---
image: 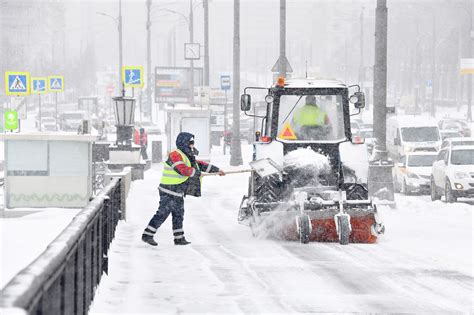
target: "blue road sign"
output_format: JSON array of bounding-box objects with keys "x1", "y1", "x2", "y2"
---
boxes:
[
  {"x1": 48, "y1": 76, "x2": 64, "y2": 92},
  {"x1": 220, "y1": 75, "x2": 231, "y2": 91},
  {"x1": 5, "y1": 72, "x2": 30, "y2": 95},
  {"x1": 32, "y1": 77, "x2": 47, "y2": 94},
  {"x1": 123, "y1": 66, "x2": 144, "y2": 88}
]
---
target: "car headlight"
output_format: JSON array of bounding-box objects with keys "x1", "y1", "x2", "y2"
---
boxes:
[
  {"x1": 406, "y1": 173, "x2": 419, "y2": 179},
  {"x1": 454, "y1": 172, "x2": 469, "y2": 179}
]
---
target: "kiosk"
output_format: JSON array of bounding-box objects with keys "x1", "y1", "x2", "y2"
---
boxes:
[{"x1": 1, "y1": 133, "x2": 97, "y2": 208}]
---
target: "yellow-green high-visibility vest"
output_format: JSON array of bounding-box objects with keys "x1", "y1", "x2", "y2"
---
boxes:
[
  {"x1": 293, "y1": 105, "x2": 326, "y2": 127},
  {"x1": 161, "y1": 149, "x2": 192, "y2": 185}
]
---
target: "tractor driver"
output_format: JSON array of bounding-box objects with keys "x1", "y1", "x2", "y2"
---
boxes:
[{"x1": 292, "y1": 95, "x2": 331, "y2": 140}]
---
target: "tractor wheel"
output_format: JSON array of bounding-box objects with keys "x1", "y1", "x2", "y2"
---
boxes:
[
  {"x1": 337, "y1": 215, "x2": 351, "y2": 245},
  {"x1": 297, "y1": 215, "x2": 311, "y2": 244},
  {"x1": 444, "y1": 180, "x2": 457, "y2": 203},
  {"x1": 430, "y1": 177, "x2": 440, "y2": 201},
  {"x1": 249, "y1": 215, "x2": 258, "y2": 237}
]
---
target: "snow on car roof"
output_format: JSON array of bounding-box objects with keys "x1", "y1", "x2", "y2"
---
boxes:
[
  {"x1": 388, "y1": 115, "x2": 438, "y2": 128},
  {"x1": 451, "y1": 145, "x2": 474, "y2": 151},
  {"x1": 281, "y1": 78, "x2": 347, "y2": 89}
]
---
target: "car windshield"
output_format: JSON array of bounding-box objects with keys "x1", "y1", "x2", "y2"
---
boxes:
[
  {"x1": 401, "y1": 127, "x2": 440, "y2": 142},
  {"x1": 451, "y1": 149, "x2": 474, "y2": 165},
  {"x1": 277, "y1": 94, "x2": 345, "y2": 141},
  {"x1": 407, "y1": 155, "x2": 437, "y2": 167}
]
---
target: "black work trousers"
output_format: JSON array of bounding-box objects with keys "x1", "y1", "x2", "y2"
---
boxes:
[{"x1": 147, "y1": 190, "x2": 184, "y2": 231}]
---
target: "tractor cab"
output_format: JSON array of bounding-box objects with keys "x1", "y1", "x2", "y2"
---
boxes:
[
  {"x1": 239, "y1": 77, "x2": 383, "y2": 245},
  {"x1": 241, "y1": 78, "x2": 365, "y2": 188}
]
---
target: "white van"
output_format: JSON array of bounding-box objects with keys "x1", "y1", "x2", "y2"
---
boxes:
[{"x1": 387, "y1": 115, "x2": 441, "y2": 159}]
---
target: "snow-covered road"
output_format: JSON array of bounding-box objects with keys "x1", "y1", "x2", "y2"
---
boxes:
[{"x1": 90, "y1": 146, "x2": 473, "y2": 314}]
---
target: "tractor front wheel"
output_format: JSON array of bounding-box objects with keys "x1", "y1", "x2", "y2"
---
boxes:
[{"x1": 297, "y1": 215, "x2": 311, "y2": 244}]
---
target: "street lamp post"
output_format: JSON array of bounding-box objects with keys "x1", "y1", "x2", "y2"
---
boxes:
[
  {"x1": 146, "y1": 0, "x2": 152, "y2": 120},
  {"x1": 119, "y1": 0, "x2": 123, "y2": 94},
  {"x1": 230, "y1": 0, "x2": 242, "y2": 166},
  {"x1": 189, "y1": 0, "x2": 195, "y2": 107},
  {"x1": 203, "y1": 0, "x2": 209, "y2": 86},
  {"x1": 96, "y1": 1, "x2": 123, "y2": 94}
]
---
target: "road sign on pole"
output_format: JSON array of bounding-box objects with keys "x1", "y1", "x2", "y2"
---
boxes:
[
  {"x1": 4, "y1": 110, "x2": 18, "y2": 131},
  {"x1": 47, "y1": 76, "x2": 64, "y2": 92},
  {"x1": 122, "y1": 66, "x2": 144, "y2": 88},
  {"x1": 460, "y1": 58, "x2": 474, "y2": 75},
  {"x1": 32, "y1": 77, "x2": 47, "y2": 94},
  {"x1": 5, "y1": 71, "x2": 30, "y2": 96},
  {"x1": 220, "y1": 75, "x2": 231, "y2": 90},
  {"x1": 184, "y1": 43, "x2": 201, "y2": 60}
]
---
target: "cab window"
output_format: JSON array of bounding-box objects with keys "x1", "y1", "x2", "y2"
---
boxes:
[{"x1": 277, "y1": 94, "x2": 345, "y2": 141}]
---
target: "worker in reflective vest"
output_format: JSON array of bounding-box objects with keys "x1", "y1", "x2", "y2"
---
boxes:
[
  {"x1": 142, "y1": 132, "x2": 225, "y2": 246},
  {"x1": 292, "y1": 95, "x2": 331, "y2": 140}
]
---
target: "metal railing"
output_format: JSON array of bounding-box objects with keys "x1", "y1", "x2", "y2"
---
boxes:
[{"x1": 0, "y1": 177, "x2": 123, "y2": 315}]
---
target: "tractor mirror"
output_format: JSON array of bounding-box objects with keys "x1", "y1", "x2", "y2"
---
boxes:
[
  {"x1": 350, "y1": 92, "x2": 365, "y2": 109},
  {"x1": 241, "y1": 94, "x2": 251, "y2": 111}
]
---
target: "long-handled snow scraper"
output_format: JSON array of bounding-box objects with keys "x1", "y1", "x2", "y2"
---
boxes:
[{"x1": 202, "y1": 158, "x2": 283, "y2": 179}]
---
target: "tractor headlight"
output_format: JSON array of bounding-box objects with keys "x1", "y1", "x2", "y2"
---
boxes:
[
  {"x1": 454, "y1": 172, "x2": 468, "y2": 179},
  {"x1": 406, "y1": 173, "x2": 419, "y2": 179}
]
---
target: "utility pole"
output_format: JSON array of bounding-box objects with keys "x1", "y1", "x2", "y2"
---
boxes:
[
  {"x1": 203, "y1": 0, "x2": 209, "y2": 86},
  {"x1": 368, "y1": 0, "x2": 394, "y2": 203},
  {"x1": 359, "y1": 7, "x2": 365, "y2": 91},
  {"x1": 146, "y1": 0, "x2": 152, "y2": 119},
  {"x1": 279, "y1": 0, "x2": 287, "y2": 77},
  {"x1": 119, "y1": 0, "x2": 124, "y2": 95},
  {"x1": 430, "y1": 13, "x2": 436, "y2": 117},
  {"x1": 467, "y1": 0, "x2": 473, "y2": 121},
  {"x1": 189, "y1": 0, "x2": 195, "y2": 107},
  {"x1": 230, "y1": 0, "x2": 242, "y2": 166},
  {"x1": 271, "y1": 0, "x2": 292, "y2": 78}
]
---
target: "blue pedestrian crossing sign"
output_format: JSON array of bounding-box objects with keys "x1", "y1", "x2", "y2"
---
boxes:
[
  {"x1": 32, "y1": 77, "x2": 47, "y2": 94},
  {"x1": 48, "y1": 76, "x2": 64, "y2": 92},
  {"x1": 122, "y1": 66, "x2": 144, "y2": 88},
  {"x1": 5, "y1": 71, "x2": 30, "y2": 96}
]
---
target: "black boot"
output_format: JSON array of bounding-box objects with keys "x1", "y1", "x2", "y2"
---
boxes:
[
  {"x1": 174, "y1": 237, "x2": 191, "y2": 245},
  {"x1": 142, "y1": 234, "x2": 158, "y2": 246}
]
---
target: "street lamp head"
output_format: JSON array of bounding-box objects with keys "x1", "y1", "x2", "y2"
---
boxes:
[
  {"x1": 113, "y1": 96, "x2": 136, "y2": 146},
  {"x1": 113, "y1": 96, "x2": 136, "y2": 126}
]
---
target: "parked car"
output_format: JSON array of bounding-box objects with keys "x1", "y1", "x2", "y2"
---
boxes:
[
  {"x1": 438, "y1": 118, "x2": 471, "y2": 137},
  {"x1": 440, "y1": 137, "x2": 474, "y2": 150},
  {"x1": 39, "y1": 117, "x2": 58, "y2": 131},
  {"x1": 431, "y1": 145, "x2": 474, "y2": 202},
  {"x1": 59, "y1": 111, "x2": 86, "y2": 131},
  {"x1": 394, "y1": 152, "x2": 437, "y2": 195},
  {"x1": 440, "y1": 129, "x2": 463, "y2": 141}
]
